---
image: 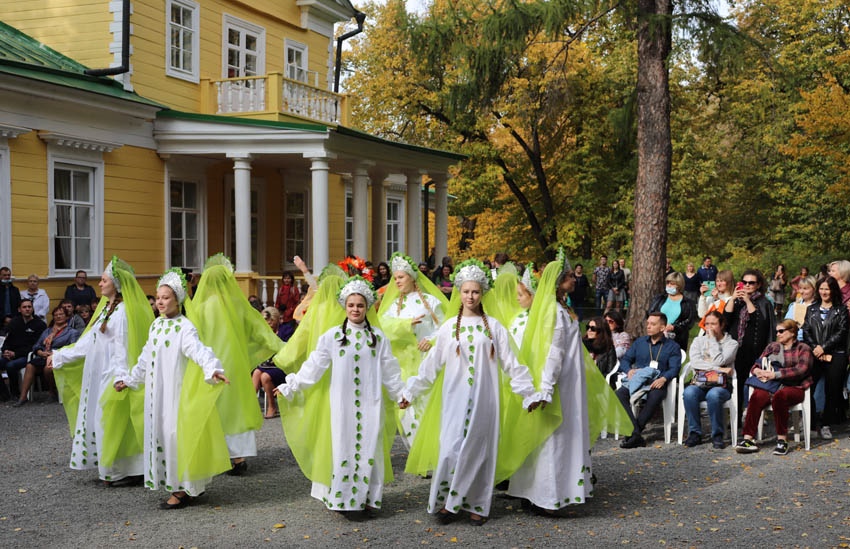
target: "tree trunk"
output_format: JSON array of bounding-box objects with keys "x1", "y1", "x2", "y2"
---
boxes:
[{"x1": 626, "y1": 0, "x2": 673, "y2": 336}]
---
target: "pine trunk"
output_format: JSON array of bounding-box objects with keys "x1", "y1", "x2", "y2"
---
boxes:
[{"x1": 626, "y1": 0, "x2": 673, "y2": 336}]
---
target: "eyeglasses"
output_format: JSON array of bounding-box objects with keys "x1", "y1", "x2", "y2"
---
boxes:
[
  {"x1": 605, "y1": 318, "x2": 615, "y2": 324},
  {"x1": 775, "y1": 328, "x2": 787, "y2": 334},
  {"x1": 742, "y1": 280, "x2": 758, "y2": 286},
  {"x1": 587, "y1": 326, "x2": 598, "y2": 332}
]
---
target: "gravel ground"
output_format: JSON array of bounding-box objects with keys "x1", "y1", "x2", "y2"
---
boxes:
[{"x1": 2, "y1": 395, "x2": 849, "y2": 548}]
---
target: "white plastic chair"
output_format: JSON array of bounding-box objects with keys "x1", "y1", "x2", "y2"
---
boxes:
[
  {"x1": 604, "y1": 349, "x2": 684, "y2": 444},
  {"x1": 750, "y1": 385, "x2": 811, "y2": 450},
  {"x1": 677, "y1": 364, "x2": 738, "y2": 446}
]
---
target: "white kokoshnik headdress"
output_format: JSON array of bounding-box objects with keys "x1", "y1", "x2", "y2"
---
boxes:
[
  {"x1": 158, "y1": 268, "x2": 188, "y2": 304},
  {"x1": 337, "y1": 276, "x2": 377, "y2": 308},
  {"x1": 452, "y1": 259, "x2": 493, "y2": 293},
  {"x1": 521, "y1": 262, "x2": 537, "y2": 295},
  {"x1": 390, "y1": 252, "x2": 418, "y2": 278},
  {"x1": 104, "y1": 256, "x2": 122, "y2": 293}
]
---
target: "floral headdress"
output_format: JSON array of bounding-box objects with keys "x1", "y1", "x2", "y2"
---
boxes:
[
  {"x1": 556, "y1": 246, "x2": 572, "y2": 273},
  {"x1": 338, "y1": 256, "x2": 374, "y2": 283},
  {"x1": 337, "y1": 275, "x2": 377, "y2": 308},
  {"x1": 158, "y1": 268, "x2": 188, "y2": 304},
  {"x1": 451, "y1": 258, "x2": 493, "y2": 293},
  {"x1": 389, "y1": 252, "x2": 418, "y2": 278},
  {"x1": 521, "y1": 262, "x2": 538, "y2": 295},
  {"x1": 103, "y1": 256, "x2": 132, "y2": 294}
]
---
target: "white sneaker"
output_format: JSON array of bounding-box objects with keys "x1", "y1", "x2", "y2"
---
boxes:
[{"x1": 820, "y1": 426, "x2": 833, "y2": 440}]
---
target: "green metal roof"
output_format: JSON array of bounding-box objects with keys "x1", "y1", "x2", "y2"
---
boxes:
[
  {"x1": 0, "y1": 20, "x2": 163, "y2": 108},
  {"x1": 157, "y1": 109, "x2": 329, "y2": 132}
]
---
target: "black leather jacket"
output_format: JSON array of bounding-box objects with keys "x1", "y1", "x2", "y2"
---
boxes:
[
  {"x1": 802, "y1": 302, "x2": 849, "y2": 354},
  {"x1": 647, "y1": 294, "x2": 697, "y2": 351}
]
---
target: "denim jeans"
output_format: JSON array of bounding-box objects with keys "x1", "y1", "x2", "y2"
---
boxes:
[
  {"x1": 0, "y1": 356, "x2": 29, "y2": 398},
  {"x1": 683, "y1": 384, "x2": 731, "y2": 438}
]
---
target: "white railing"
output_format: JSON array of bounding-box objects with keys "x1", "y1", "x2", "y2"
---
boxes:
[
  {"x1": 216, "y1": 76, "x2": 266, "y2": 113},
  {"x1": 282, "y1": 77, "x2": 340, "y2": 124},
  {"x1": 255, "y1": 276, "x2": 280, "y2": 309}
]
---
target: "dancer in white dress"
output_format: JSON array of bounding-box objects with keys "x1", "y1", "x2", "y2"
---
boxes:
[
  {"x1": 115, "y1": 269, "x2": 230, "y2": 510},
  {"x1": 379, "y1": 253, "x2": 446, "y2": 446},
  {"x1": 508, "y1": 264, "x2": 594, "y2": 513},
  {"x1": 275, "y1": 277, "x2": 404, "y2": 516},
  {"x1": 50, "y1": 257, "x2": 153, "y2": 484},
  {"x1": 509, "y1": 264, "x2": 538, "y2": 347},
  {"x1": 402, "y1": 260, "x2": 543, "y2": 525}
]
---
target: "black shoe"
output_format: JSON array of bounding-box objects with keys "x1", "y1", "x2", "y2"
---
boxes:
[
  {"x1": 619, "y1": 434, "x2": 646, "y2": 449},
  {"x1": 159, "y1": 492, "x2": 191, "y2": 510},
  {"x1": 468, "y1": 514, "x2": 487, "y2": 526},
  {"x1": 109, "y1": 475, "x2": 144, "y2": 487},
  {"x1": 495, "y1": 479, "x2": 510, "y2": 491},
  {"x1": 772, "y1": 439, "x2": 789, "y2": 456},
  {"x1": 436, "y1": 509, "x2": 458, "y2": 524},
  {"x1": 712, "y1": 435, "x2": 725, "y2": 449},
  {"x1": 12, "y1": 399, "x2": 27, "y2": 408},
  {"x1": 734, "y1": 439, "x2": 759, "y2": 454},
  {"x1": 227, "y1": 460, "x2": 248, "y2": 476},
  {"x1": 684, "y1": 432, "x2": 702, "y2": 447}
]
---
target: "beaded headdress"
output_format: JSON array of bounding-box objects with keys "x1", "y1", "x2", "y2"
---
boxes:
[
  {"x1": 390, "y1": 252, "x2": 418, "y2": 278},
  {"x1": 451, "y1": 258, "x2": 493, "y2": 293},
  {"x1": 521, "y1": 262, "x2": 537, "y2": 295},
  {"x1": 337, "y1": 276, "x2": 377, "y2": 308},
  {"x1": 158, "y1": 268, "x2": 188, "y2": 304}
]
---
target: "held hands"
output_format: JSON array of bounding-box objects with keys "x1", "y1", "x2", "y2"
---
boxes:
[
  {"x1": 527, "y1": 400, "x2": 547, "y2": 412},
  {"x1": 753, "y1": 367, "x2": 774, "y2": 382},
  {"x1": 114, "y1": 380, "x2": 127, "y2": 392},
  {"x1": 399, "y1": 398, "x2": 411, "y2": 409},
  {"x1": 417, "y1": 337, "x2": 433, "y2": 352},
  {"x1": 813, "y1": 345, "x2": 825, "y2": 359}
]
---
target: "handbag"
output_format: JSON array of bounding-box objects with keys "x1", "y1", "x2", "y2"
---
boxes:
[
  {"x1": 744, "y1": 357, "x2": 782, "y2": 394},
  {"x1": 692, "y1": 369, "x2": 726, "y2": 388}
]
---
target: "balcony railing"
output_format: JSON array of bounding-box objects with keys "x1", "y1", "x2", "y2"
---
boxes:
[{"x1": 204, "y1": 72, "x2": 347, "y2": 126}]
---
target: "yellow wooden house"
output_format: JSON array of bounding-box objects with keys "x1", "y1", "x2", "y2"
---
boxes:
[{"x1": 0, "y1": 0, "x2": 460, "y2": 303}]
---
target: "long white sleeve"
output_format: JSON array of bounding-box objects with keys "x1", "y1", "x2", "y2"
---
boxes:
[
  {"x1": 539, "y1": 310, "x2": 568, "y2": 401},
  {"x1": 179, "y1": 321, "x2": 224, "y2": 382},
  {"x1": 105, "y1": 306, "x2": 129, "y2": 379},
  {"x1": 492, "y1": 320, "x2": 539, "y2": 408},
  {"x1": 51, "y1": 323, "x2": 95, "y2": 369},
  {"x1": 377, "y1": 335, "x2": 405, "y2": 402},
  {"x1": 276, "y1": 332, "x2": 333, "y2": 398},
  {"x1": 122, "y1": 334, "x2": 154, "y2": 389},
  {"x1": 688, "y1": 333, "x2": 738, "y2": 371}
]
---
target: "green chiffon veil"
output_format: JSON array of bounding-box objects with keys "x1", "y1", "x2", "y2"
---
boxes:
[
  {"x1": 189, "y1": 256, "x2": 284, "y2": 438},
  {"x1": 488, "y1": 263, "x2": 523, "y2": 329}
]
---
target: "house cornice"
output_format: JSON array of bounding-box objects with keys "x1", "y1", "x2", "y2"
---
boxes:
[
  {"x1": 0, "y1": 123, "x2": 29, "y2": 139},
  {"x1": 296, "y1": 0, "x2": 357, "y2": 36},
  {"x1": 38, "y1": 131, "x2": 122, "y2": 153}
]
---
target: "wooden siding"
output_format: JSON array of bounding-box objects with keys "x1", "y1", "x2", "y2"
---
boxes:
[
  {"x1": 9, "y1": 132, "x2": 48, "y2": 276},
  {"x1": 0, "y1": 1, "x2": 112, "y2": 70}
]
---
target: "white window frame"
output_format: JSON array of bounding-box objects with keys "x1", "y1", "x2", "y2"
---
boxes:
[
  {"x1": 47, "y1": 149, "x2": 104, "y2": 277},
  {"x1": 0, "y1": 142, "x2": 11, "y2": 270},
  {"x1": 165, "y1": 0, "x2": 200, "y2": 82},
  {"x1": 222, "y1": 14, "x2": 266, "y2": 79},
  {"x1": 386, "y1": 194, "x2": 404, "y2": 260},
  {"x1": 344, "y1": 189, "x2": 353, "y2": 257},
  {"x1": 285, "y1": 39, "x2": 309, "y2": 83},
  {"x1": 167, "y1": 179, "x2": 205, "y2": 271},
  {"x1": 284, "y1": 188, "x2": 309, "y2": 268}
]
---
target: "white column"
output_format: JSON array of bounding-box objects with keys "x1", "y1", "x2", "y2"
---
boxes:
[
  {"x1": 405, "y1": 170, "x2": 423, "y2": 262},
  {"x1": 352, "y1": 163, "x2": 371, "y2": 259},
  {"x1": 435, "y1": 175, "x2": 449, "y2": 264},
  {"x1": 310, "y1": 157, "x2": 330, "y2": 272},
  {"x1": 231, "y1": 155, "x2": 253, "y2": 273},
  {"x1": 369, "y1": 168, "x2": 387, "y2": 262}
]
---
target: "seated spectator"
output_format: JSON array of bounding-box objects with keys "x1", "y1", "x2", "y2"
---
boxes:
[
  {"x1": 616, "y1": 312, "x2": 682, "y2": 448},
  {"x1": 252, "y1": 307, "x2": 286, "y2": 418},
  {"x1": 0, "y1": 299, "x2": 47, "y2": 401},
  {"x1": 583, "y1": 316, "x2": 617, "y2": 376},
  {"x1": 736, "y1": 319, "x2": 813, "y2": 456},
  {"x1": 698, "y1": 269, "x2": 735, "y2": 334},
  {"x1": 75, "y1": 303, "x2": 93, "y2": 327},
  {"x1": 146, "y1": 295, "x2": 157, "y2": 316},
  {"x1": 604, "y1": 309, "x2": 632, "y2": 359},
  {"x1": 682, "y1": 311, "x2": 739, "y2": 448},
  {"x1": 64, "y1": 270, "x2": 97, "y2": 309},
  {"x1": 419, "y1": 262, "x2": 432, "y2": 280},
  {"x1": 433, "y1": 264, "x2": 454, "y2": 298},
  {"x1": 373, "y1": 262, "x2": 391, "y2": 290},
  {"x1": 21, "y1": 274, "x2": 50, "y2": 320},
  {"x1": 14, "y1": 306, "x2": 80, "y2": 406},
  {"x1": 0, "y1": 266, "x2": 21, "y2": 323},
  {"x1": 248, "y1": 294, "x2": 263, "y2": 312},
  {"x1": 61, "y1": 299, "x2": 86, "y2": 331},
  {"x1": 647, "y1": 271, "x2": 697, "y2": 352}
]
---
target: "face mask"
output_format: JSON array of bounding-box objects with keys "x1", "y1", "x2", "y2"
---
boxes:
[
  {"x1": 0, "y1": 279, "x2": 10, "y2": 284},
  {"x1": 666, "y1": 287, "x2": 677, "y2": 295}
]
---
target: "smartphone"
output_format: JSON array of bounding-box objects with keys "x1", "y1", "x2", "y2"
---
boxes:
[
  {"x1": 736, "y1": 282, "x2": 744, "y2": 291},
  {"x1": 703, "y1": 281, "x2": 715, "y2": 296}
]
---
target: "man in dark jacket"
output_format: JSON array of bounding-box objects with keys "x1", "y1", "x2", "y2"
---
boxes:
[
  {"x1": 0, "y1": 299, "x2": 47, "y2": 401},
  {"x1": 0, "y1": 266, "x2": 21, "y2": 324}
]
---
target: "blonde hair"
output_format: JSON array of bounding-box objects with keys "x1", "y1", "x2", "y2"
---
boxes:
[
  {"x1": 262, "y1": 306, "x2": 280, "y2": 323},
  {"x1": 665, "y1": 271, "x2": 684, "y2": 293}
]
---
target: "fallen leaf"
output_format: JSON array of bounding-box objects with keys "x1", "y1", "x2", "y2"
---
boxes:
[
  {"x1": 449, "y1": 537, "x2": 458, "y2": 543},
  {"x1": 272, "y1": 523, "x2": 285, "y2": 529},
  {"x1": 18, "y1": 489, "x2": 27, "y2": 493}
]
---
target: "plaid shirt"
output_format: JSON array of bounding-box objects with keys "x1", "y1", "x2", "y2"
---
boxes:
[{"x1": 751, "y1": 341, "x2": 813, "y2": 390}]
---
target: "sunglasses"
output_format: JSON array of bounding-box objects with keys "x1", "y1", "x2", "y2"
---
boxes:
[
  {"x1": 587, "y1": 326, "x2": 598, "y2": 332},
  {"x1": 742, "y1": 280, "x2": 758, "y2": 286},
  {"x1": 775, "y1": 328, "x2": 787, "y2": 334}
]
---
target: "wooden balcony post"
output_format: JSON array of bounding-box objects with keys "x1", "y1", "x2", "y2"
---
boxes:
[
  {"x1": 200, "y1": 77, "x2": 211, "y2": 114},
  {"x1": 267, "y1": 72, "x2": 282, "y2": 113}
]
